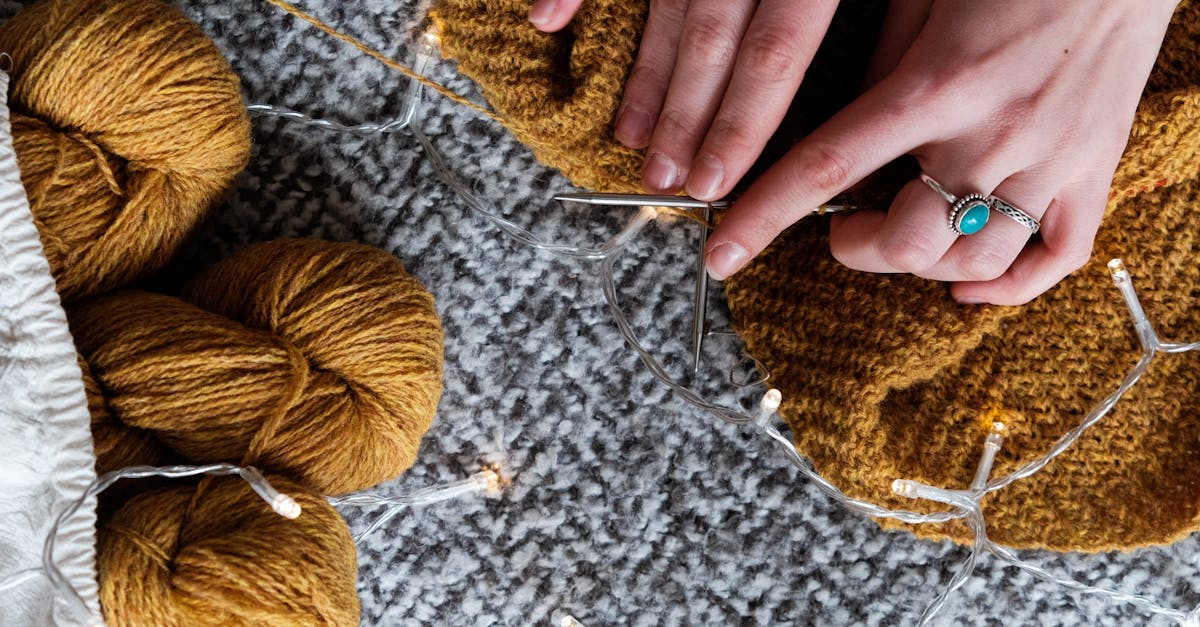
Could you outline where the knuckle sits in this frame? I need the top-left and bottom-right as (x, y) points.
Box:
(682, 14), (739, 69)
(705, 116), (755, 152)
(877, 230), (943, 274)
(655, 108), (696, 141)
(626, 63), (668, 94)
(741, 30), (801, 80)
(1060, 244), (1093, 274)
(957, 248), (1011, 282)
(650, 0), (689, 20)
(789, 143), (854, 195)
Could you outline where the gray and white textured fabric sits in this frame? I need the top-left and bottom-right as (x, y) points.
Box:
(5, 0), (1200, 625)
(0, 67), (100, 626)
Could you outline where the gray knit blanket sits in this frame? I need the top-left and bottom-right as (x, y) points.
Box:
(10, 0), (1200, 624)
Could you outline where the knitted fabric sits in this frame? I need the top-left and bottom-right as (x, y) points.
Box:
(431, 0), (646, 193)
(436, 1), (1200, 551)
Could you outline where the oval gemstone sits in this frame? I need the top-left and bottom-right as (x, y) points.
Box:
(957, 201), (990, 235)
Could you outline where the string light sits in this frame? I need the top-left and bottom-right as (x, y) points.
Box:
(242, 20), (1200, 626)
(330, 467), (505, 543)
(22, 463), (303, 626)
(560, 614), (589, 627)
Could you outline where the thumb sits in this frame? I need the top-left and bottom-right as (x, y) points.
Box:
(704, 75), (936, 280)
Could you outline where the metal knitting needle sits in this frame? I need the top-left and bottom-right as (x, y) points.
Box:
(556, 191), (856, 376)
(555, 192), (856, 215)
(692, 205), (711, 374)
(554, 192), (730, 210)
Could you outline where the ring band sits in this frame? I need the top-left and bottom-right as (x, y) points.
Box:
(988, 196), (1041, 233)
(919, 173), (1040, 235)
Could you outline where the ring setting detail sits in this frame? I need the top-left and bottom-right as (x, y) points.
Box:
(949, 194), (991, 236)
(919, 173), (1041, 236)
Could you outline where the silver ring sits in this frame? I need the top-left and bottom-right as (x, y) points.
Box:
(920, 173), (991, 236)
(988, 196), (1041, 233)
(919, 173), (1040, 235)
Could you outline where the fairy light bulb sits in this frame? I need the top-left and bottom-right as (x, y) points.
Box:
(1108, 258), (1159, 349)
(241, 466), (303, 519)
(477, 466), (505, 497)
(891, 479), (919, 499)
(970, 422), (1007, 492)
(751, 389), (781, 431)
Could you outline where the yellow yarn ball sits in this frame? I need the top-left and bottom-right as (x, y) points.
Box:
(98, 475), (359, 627)
(70, 239), (445, 495)
(0, 0), (251, 301)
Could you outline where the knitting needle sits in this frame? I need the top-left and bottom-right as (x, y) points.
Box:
(556, 192), (856, 376)
(558, 192), (723, 374)
(555, 192), (856, 215)
(554, 192), (730, 210)
(692, 205), (711, 374)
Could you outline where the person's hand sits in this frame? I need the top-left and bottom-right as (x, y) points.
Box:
(529, 0), (840, 197)
(704, 0), (1178, 305)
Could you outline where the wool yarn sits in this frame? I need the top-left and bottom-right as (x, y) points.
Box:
(80, 354), (176, 474)
(98, 474), (359, 627)
(0, 0), (250, 302)
(70, 239), (444, 495)
(436, 1), (1200, 551)
(431, 0), (647, 193)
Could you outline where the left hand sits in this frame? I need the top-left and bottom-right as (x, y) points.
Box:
(705, 0), (1178, 305)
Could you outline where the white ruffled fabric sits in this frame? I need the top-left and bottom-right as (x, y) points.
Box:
(0, 69), (102, 625)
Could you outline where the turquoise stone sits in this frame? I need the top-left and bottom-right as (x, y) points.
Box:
(957, 201), (990, 235)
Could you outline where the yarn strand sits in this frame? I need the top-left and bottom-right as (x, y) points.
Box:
(259, 0), (500, 124)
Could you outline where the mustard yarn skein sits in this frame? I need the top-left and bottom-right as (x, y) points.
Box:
(0, 0), (251, 301)
(80, 354), (175, 474)
(98, 474), (359, 627)
(70, 239), (445, 495)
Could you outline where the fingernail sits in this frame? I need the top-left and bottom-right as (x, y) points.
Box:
(614, 104), (652, 147)
(705, 242), (749, 280)
(687, 155), (724, 201)
(529, 0), (557, 27)
(643, 152), (679, 192)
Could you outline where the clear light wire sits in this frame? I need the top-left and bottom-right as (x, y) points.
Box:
(34, 463), (300, 626)
(330, 469), (502, 543)
(246, 29), (438, 137)
(247, 27), (1200, 625)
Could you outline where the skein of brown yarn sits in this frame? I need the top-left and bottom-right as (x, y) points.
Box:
(80, 354), (176, 474)
(0, 0), (251, 302)
(98, 474), (359, 626)
(70, 239), (445, 494)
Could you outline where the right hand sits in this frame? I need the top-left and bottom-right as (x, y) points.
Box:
(529, 0), (840, 200)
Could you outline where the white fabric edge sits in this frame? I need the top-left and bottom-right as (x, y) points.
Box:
(0, 70), (102, 624)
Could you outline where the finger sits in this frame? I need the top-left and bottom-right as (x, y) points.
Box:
(950, 181), (1105, 305)
(828, 177), (959, 274)
(919, 173), (1051, 283)
(862, 0), (931, 88)
(685, 0), (839, 201)
(614, 0), (691, 149)
(704, 74), (942, 280)
(529, 0), (585, 32)
(640, 0), (757, 193)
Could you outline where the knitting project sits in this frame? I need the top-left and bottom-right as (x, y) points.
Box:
(435, 0), (1200, 551)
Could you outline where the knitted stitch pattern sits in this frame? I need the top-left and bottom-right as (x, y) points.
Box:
(437, 1), (1200, 551)
(724, 2), (1200, 551)
(431, 0), (646, 193)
